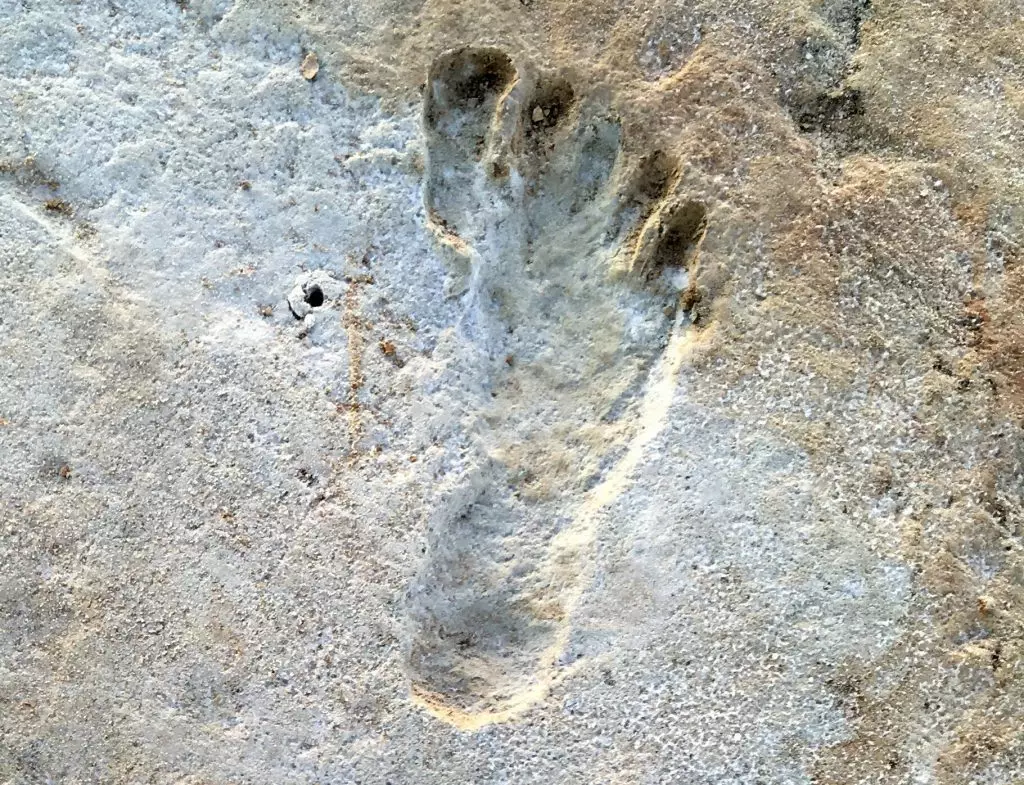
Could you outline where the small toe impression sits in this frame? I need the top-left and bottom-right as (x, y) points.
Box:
(607, 149), (680, 240)
(630, 199), (708, 283)
(524, 76), (576, 137)
(622, 149), (678, 210)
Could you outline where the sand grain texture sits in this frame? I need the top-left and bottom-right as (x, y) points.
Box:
(1, 0), (1022, 782)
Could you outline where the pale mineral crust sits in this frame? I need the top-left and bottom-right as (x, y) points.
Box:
(1, 0), (1022, 783)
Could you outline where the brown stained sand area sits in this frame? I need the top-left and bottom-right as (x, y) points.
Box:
(224, 0), (1024, 776)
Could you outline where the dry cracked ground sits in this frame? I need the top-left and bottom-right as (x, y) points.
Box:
(1, 0), (1023, 783)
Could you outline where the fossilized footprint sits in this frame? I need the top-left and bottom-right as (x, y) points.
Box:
(407, 47), (708, 727)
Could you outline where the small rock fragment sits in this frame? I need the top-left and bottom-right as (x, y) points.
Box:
(44, 198), (74, 216)
(300, 51), (319, 81)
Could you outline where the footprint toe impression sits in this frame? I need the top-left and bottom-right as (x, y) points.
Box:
(630, 198), (708, 286)
(423, 47), (516, 238)
(410, 48), (709, 727)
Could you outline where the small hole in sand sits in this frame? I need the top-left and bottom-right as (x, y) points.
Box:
(304, 284), (325, 308)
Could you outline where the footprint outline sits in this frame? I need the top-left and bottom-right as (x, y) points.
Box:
(407, 45), (709, 728)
